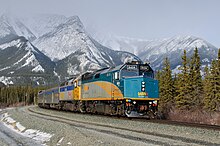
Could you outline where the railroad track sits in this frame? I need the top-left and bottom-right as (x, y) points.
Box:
(32, 106), (220, 131)
(27, 107), (220, 146)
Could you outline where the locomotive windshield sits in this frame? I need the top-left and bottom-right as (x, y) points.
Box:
(139, 65), (154, 78)
(120, 64), (154, 78)
(121, 65), (139, 77)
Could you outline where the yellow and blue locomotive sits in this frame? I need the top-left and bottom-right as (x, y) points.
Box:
(38, 61), (159, 118)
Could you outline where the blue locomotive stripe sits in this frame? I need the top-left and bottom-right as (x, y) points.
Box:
(60, 85), (74, 92)
(67, 85), (74, 90)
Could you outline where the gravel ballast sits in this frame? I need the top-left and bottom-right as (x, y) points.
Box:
(1, 106), (220, 146)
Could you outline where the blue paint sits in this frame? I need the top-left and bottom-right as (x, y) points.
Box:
(60, 85), (74, 92)
(124, 77), (159, 98)
(144, 78), (159, 98)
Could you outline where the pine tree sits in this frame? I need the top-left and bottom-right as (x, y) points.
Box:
(203, 48), (220, 111)
(215, 49), (220, 110)
(203, 65), (213, 110)
(159, 57), (175, 112)
(188, 47), (203, 107)
(175, 50), (191, 109)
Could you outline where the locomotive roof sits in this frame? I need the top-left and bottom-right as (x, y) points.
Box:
(81, 61), (149, 81)
(93, 61), (146, 75)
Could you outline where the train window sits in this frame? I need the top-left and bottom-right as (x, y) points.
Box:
(95, 73), (100, 79)
(82, 73), (93, 81)
(114, 72), (119, 80)
(78, 80), (81, 86)
(74, 81), (77, 87)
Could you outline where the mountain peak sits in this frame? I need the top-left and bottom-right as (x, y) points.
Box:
(64, 16), (84, 30)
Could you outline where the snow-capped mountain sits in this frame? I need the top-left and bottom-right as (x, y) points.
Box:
(96, 35), (219, 71)
(0, 13), (140, 85)
(0, 13), (218, 85)
(56, 39), (140, 76)
(0, 36), (56, 85)
(33, 15), (140, 65)
(20, 14), (68, 38)
(33, 16), (87, 61)
(0, 14), (36, 42)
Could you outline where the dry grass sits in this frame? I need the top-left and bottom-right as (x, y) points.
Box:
(168, 108), (220, 125)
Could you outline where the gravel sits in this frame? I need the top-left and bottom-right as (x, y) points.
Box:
(2, 106), (220, 146)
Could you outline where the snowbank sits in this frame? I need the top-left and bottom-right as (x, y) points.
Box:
(1, 112), (53, 144)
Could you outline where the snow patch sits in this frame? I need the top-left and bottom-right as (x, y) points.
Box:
(21, 53), (39, 67)
(0, 66), (11, 71)
(0, 76), (13, 85)
(8, 71), (14, 74)
(172, 65), (182, 75)
(23, 129), (53, 143)
(32, 64), (45, 72)
(202, 58), (210, 63)
(0, 39), (21, 50)
(13, 51), (32, 66)
(1, 112), (53, 145)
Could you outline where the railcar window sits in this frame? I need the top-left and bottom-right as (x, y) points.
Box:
(78, 80), (81, 86)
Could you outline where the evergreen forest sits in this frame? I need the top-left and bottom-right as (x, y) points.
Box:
(157, 48), (220, 123)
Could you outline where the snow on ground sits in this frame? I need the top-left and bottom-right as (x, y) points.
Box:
(0, 112), (53, 145)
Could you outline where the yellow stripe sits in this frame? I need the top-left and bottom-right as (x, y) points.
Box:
(93, 81), (123, 98)
(81, 97), (124, 101)
(125, 97), (159, 100)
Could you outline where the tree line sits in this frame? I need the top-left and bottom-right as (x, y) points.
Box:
(0, 85), (45, 108)
(157, 48), (220, 114)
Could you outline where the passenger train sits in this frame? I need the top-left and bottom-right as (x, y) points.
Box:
(38, 61), (159, 118)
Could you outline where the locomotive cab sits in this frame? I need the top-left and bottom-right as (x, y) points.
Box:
(119, 61), (159, 118)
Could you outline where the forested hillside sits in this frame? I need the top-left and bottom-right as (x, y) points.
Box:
(157, 48), (220, 124)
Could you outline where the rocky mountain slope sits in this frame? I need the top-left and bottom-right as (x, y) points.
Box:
(0, 13), (139, 85)
(0, 36), (56, 85)
(96, 35), (219, 71)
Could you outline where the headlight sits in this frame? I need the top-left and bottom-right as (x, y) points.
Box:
(149, 102), (152, 104)
(142, 81), (145, 85)
(153, 100), (157, 104)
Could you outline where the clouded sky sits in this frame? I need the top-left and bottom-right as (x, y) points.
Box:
(0, 0), (219, 46)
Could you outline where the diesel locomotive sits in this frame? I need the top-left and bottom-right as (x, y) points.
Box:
(38, 61), (159, 118)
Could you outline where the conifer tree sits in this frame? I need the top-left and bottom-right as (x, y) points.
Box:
(175, 50), (191, 109)
(215, 49), (220, 110)
(203, 48), (220, 111)
(159, 57), (175, 111)
(203, 65), (213, 110)
(188, 47), (203, 107)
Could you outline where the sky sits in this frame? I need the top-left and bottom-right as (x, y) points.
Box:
(0, 0), (219, 47)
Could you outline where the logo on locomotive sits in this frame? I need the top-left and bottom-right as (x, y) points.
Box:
(138, 92), (148, 97)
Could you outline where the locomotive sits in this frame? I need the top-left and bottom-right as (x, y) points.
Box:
(38, 61), (159, 118)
